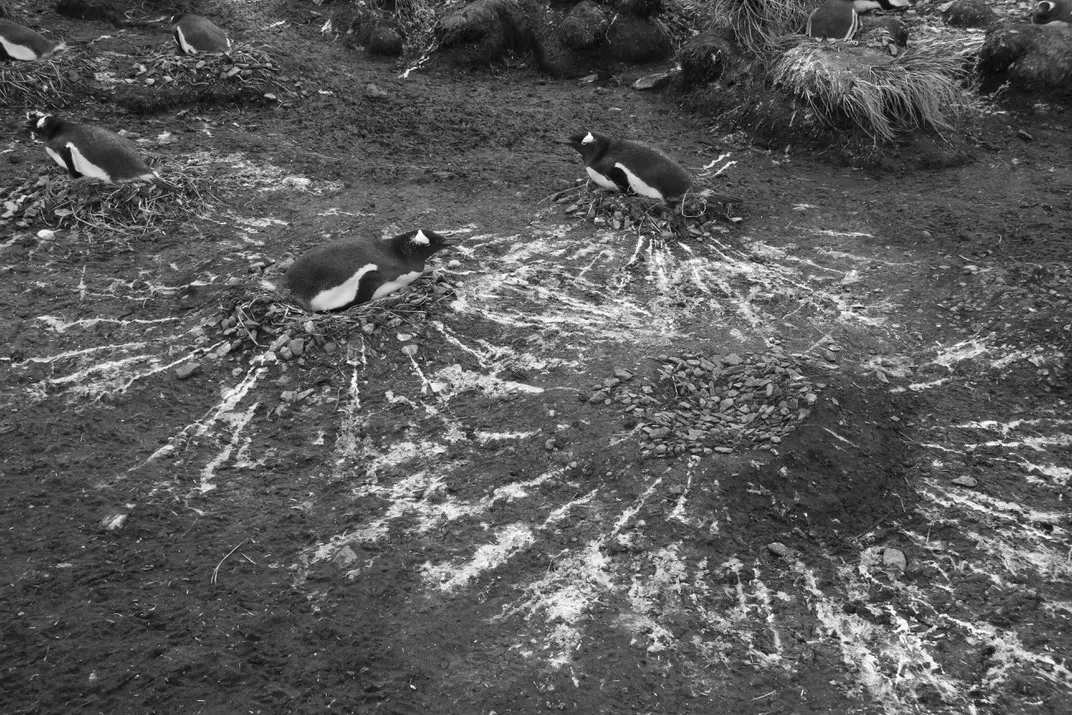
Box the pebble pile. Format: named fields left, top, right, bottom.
left=126, top=45, right=292, bottom=102
left=589, top=351, right=825, bottom=457
left=558, top=189, right=735, bottom=241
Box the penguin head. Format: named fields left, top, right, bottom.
left=390, top=229, right=459, bottom=258
left=25, top=111, right=62, bottom=141
left=564, top=131, right=610, bottom=163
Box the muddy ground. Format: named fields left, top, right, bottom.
left=1, top=2, right=1071, bottom=713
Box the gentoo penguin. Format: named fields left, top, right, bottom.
left=806, top=0, right=862, bottom=40
left=283, top=230, right=458, bottom=312
left=564, top=131, right=741, bottom=204
left=853, top=0, right=912, bottom=13
left=171, top=14, right=231, bottom=54
left=0, top=19, right=65, bottom=61
left=1033, top=0, right=1072, bottom=25
left=26, top=112, right=158, bottom=184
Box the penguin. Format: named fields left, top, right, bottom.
left=564, top=131, right=741, bottom=204
left=283, top=230, right=459, bottom=312
left=26, top=112, right=158, bottom=184
left=853, top=0, right=912, bottom=13
left=1033, top=0, right=1072, bottom=25
left=171, top=14, right=231, bottom=54
left=0, top=19, right=65, bottom=61
left=806, top=0, right=862, bottom=40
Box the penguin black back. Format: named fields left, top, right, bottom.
left=0, top=19, right=64, bottom=61
left=27, top=112, right=157, bottom=184
left=566, top=131, right=695, bottom=202
left=171, top=14, right=230, bottom=54
left=283, top=229, right=457, bottom=312
left=806, top=0, right=862, bottom=40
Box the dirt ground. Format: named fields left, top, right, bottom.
left=1, top=2, right=1071, bottom=713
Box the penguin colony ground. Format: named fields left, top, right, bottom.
left=10, top=2, right=1055, bottom=311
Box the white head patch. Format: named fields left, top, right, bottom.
left=36, top=115, right=49, bottom=129
left=412, top=230, right=430, bottom=246
left=581, top=132, right=595, bottom=145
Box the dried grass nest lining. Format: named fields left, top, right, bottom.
left=0, top=53, right=96, bottom=107
left=772, top=37, right=983, bottom=142
left=589, top=351, right=825, bottom=458
left=712, top=0, right=811, bottom=56
left=205, top=275, right=458, bottom=361
left=1, top=169, right=216, bottom=236
left=127, top=44, right=290, bottom=98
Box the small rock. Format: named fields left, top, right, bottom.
left=544, top=438, right=557, bottom=451
left=767, top=542, right=789, bottom=558
left=174, top=362, right=200, bottom=380
left=332, top=546, right=358, bottom=568
left=951, top=476, right=978, bottom=488
left=287, top=338, right=305, bottom=357
left=323, top=341, right=339, bottom=354
left=365, top=83, right=389, bottom=100
left=36, top=229, right=55, bottom=240
left=614, top=368, right=634, bottom=381
left=882, top=548, right=907, bottom=572
left=723, top=353, right=743, bottom=366
left=401, top=344, right=418, bottom=356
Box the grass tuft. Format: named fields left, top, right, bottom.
left=771, top=36, right=984, bottom=142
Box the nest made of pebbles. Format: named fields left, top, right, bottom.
left=590, top=351, right=824, bottom=458
left=553, top=183, right=742, bottom=243
left=1, top=167, right=217, bottom=240
left=203, top=273, right=459, bottom=363
left=772, top=36, right=984, bottom=142
left=122, top=44, right=293, bottom=104
left=0, top=52, right=96, bottom=108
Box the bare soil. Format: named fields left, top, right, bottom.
left=2, top=3, right=1071, bottom=714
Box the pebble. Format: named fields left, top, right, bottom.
left=951, top=476, right=978, bottom=488
left=174, top=361, right=200, bottom=380
left=287, top=338, right=305, bottom=357
left=767, top=542, right=790, bottom=557
left=882, top=548, right=907, bottom=573
left=323, top=341, right=339, bottom=354
left=401, top=344, right=418, bottom=356
left=365, top=83, right=388, bottom=99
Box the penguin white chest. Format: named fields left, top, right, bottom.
left=372, top=270, right=424, bottom=299
left=0, top=35, right=38, bottom=60
left=585, top=166, right=619, bottom=191
left=614, top=163, right=664, bottom=200
left=308, top=263, right=378, bottom=311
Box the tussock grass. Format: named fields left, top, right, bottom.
left=771, top=37, right=984, bottom=142
left=711, top=0, right=810, bottom=56
left=0, top=52, right=95, bottom=108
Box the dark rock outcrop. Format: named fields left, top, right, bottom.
left=367, top=25, right=404, bottom=56
left=942, top=0, right=999, bottom=29
left=604, top=14, right=672, bottom=63
left=435, top=0, right=536, bottom=67
left=979, top=22, right=1072, bottom=95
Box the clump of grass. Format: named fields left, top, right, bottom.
left=0, top=52, right=96, bottom=108
left=711, top=0, right=810, bottom=57
left=771, top=37, right=983, bottom=142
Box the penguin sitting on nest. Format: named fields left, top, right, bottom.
left=171, top=14, right=231, bottom=54
left=26, top=112, right=160, bottom=185
left=1033, top=0, right=1072, bottom=26
left=563, top=131, right=741, bottom=206
left=806, top=0, right=862, bottom=40
left=0, top=19, right=65, bottom=61
left=279, top=230, right=459, bottom=312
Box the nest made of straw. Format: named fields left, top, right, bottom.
left=0, top=52, right=97, bottom=109
left=771, top=36, right=984, bottom=142
left=711, top=0, right=811, bottom=57
left=124, top=43, right=293, bottom=102
left=1, top=166, right=217, bottom=240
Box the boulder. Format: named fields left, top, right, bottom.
left=367, top=25, right=403, bottom=56
left=55, top=0, right=117, bottom=22
left=604, top=14, right=672, bottom=63
left=942, top=0, right=999, bottom=29
left=979, top=22, right=1072, bottom=95
left=435, top=0, right=536, bottom=67
left=678, top=28, right=743, bottom=89
left=560, top=0, right=608, bottom=50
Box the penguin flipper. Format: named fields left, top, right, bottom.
left=59, top=144, right=83, bottom=178
left=351, top=268, right=385, bottom=308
